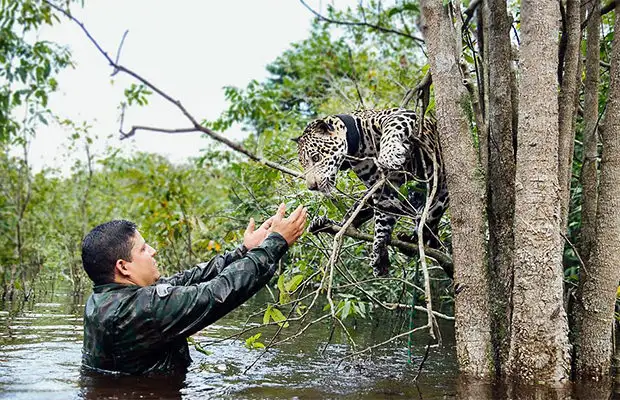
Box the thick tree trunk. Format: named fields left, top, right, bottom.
left=578, top=0, right=601, bottom=268
left=558, top=0, right=582, bottom=231
left=576, top=2, right=620, bottom=380
left=484, top=0, right=516, bottom=376
left=420, top=1, right=493, bottom=378
left=507, top=0, right=571, bottom=383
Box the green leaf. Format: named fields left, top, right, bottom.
left=284, top=274, right=304, bottom=292
left=267, top=306, right=289, bottom=328
left=245, top=333, right=265, bottom=350
left=263, top=304, right=272, bottom=325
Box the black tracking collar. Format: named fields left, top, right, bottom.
left=336, top=114, right=360, bottom=156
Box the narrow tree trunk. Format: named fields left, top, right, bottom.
left=558, top=0, right=582, bottom=232
left=508, top=0, right=571, bottom=383
left=576, top=2, right=620, bottom=380
left=574, top=0, right=601, bottom=368
left=420, top=0, right=493, bottom=378
left=484, top=0, right=516, bottom=376
left=578, top=0, right=601, bottom=268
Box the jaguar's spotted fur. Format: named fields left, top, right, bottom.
left=295, top=108, right=448, bottom=276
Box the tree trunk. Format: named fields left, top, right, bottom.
left=578, top=0, right=601, bottom=268
left=558, top=0, right=583, bottom=232
left=576, top=2, right=620, bottom=380
left=508, top=0, right=571, bottom=383
left=484, top=0, right=516, bottom=376
left=420, top=0, right=493, bottom=378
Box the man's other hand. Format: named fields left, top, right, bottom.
left=243, top=216, right=274, bottom=250
left=269, top=203, right=307, bottom=246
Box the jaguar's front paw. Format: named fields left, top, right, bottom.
left=370, top=248, right=390, bottom=277
left=377, top=153, right=406, bottom=171
left=308, top=216, right=336, bottom=234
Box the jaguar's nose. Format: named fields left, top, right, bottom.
left=308, top=181, right=319, bottom=191
left=306, top=177, right=319, bottom=191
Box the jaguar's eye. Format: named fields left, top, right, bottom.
left=311, top=154, right=320, bottom=163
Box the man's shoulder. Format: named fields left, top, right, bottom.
left=86, top=284, right=156, bottom=320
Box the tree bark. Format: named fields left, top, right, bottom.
left=578, top=0, right=601, bottom=268
left=558, top=0, right=583, bottom=232
left=576, top=2, right=620, bottom=381
left=507, top=0, right=571, bottom=383
left=484, top=0, right=516, bottom=376
left=420, top=1, right=493, bottom=378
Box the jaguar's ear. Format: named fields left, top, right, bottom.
left=316, top=119, right=333, bottom=134
left=291, top=136, right=300, bottom=143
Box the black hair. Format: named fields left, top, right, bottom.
left=81, top=220, right=138, bottom=285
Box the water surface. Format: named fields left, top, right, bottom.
left=0, top=286, right=617, bottom=399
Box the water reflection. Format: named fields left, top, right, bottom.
left=78, top=369, right=186, bottom=400
left=454, top=375, right=615, bottom=400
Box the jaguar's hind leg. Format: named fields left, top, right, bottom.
left=371, top=211, right=397, bottom=277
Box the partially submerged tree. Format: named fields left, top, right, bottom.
left=576, top=0, right=620, bottom=380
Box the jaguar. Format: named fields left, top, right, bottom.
left=295, top=108, right=448, bottom=276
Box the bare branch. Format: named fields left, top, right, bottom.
left=299, top=0, right=425, bottom=44
left=384, top=303, right=455, bottom=321
left=400, top=72, right=432, bottom=109
left=119, top=126, right=199, bottom=139
left=45, top=0, right=303, bottom=179
left=111, top=29, right=128, bottom=77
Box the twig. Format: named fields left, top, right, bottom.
left=111, top=29, right=128, bottom=77
left=45, top=0, right=303, bottom=179
left=400, top=72, right=432, bottom=109
left=119, top=125, right=199, bottom=139
left=383, top=303, right=455, bottom=321
left=299, top=0, right=425, bottom=44
left=337, top=324, right=430, bottom=365
left=417, top=146, right=439, bottom=340
left=413, top=341, right=432, bottom=381
left=271, top=313, right=332, bottom=347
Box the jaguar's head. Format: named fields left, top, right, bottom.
left=295, top=116, right=348, bottom=196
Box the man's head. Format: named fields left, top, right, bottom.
left=82, top=220, right=160, bottom=287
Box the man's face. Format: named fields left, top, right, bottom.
left=124, top=231, right=160, bottom=286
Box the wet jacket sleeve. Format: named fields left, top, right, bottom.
left=147, top=233, right=288, bottom=343
left=158, top=244, right=248, bottom=286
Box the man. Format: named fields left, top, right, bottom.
left=81, top=203, right=307, bottom=375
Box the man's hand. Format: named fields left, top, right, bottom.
left=269, top=203, right=307, bottom=246
left=243, top=216, right=274, bottom=250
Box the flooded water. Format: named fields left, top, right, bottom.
left=0, top=285, right=618, bottom=399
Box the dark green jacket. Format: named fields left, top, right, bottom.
left=82, top=233, right=288, bottom=375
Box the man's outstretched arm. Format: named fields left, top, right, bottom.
left=159, top=213, right=278, bottom=287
